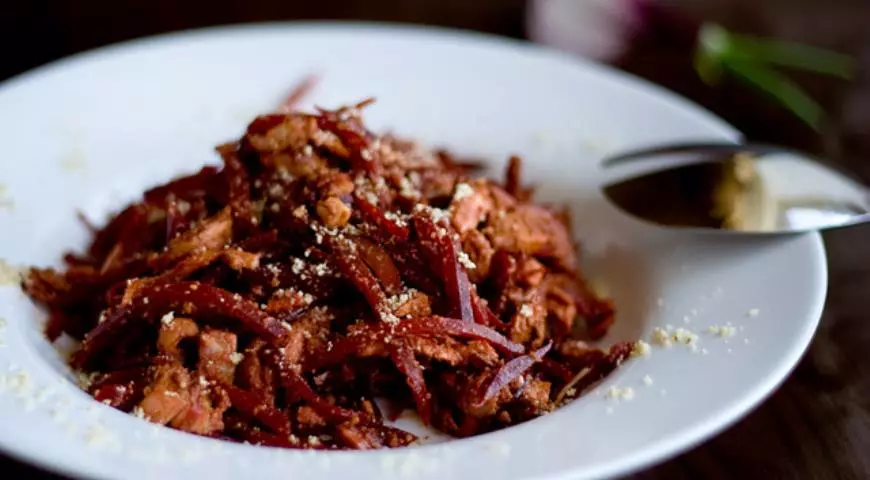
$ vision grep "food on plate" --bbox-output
[23,98,630,449]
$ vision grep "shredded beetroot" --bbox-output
[276,75,319,113]
[399,316,524,355]
[223,385,292,434]
[324,236,391,323]
[390,340,432,425]
[218,144,256,237]
[473,342,553,408]
[355,237,403,295]
[24,96,629,449]
[471,294,503,328]
[410,214,473,322]
[354,193,411,241]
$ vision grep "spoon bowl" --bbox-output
[601,142,870,234]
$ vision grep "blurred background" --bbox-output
[1,0,869,478]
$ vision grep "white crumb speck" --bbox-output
[0,259,22,285]
[453,182,475,201]
[708,324,736,338]
[605,386,635,401]
[0,185,14,211]
[484,441,511,456]
[60,149,88,172]
[519,304,534,318]
[34,386,54,403]
[381,311,401,325]
[160,311,175,326]
[672,328,699,345]
[747,308,760,317]
[642,375,653,386]
[743,338,750,345]
[230,352,244,365]
[84,424,118,449]
[682,315,691,324]
[631,340,651,358]
[7,371,31,395]
[531,131,548,146]
[701,348,709,355]
[291,258,305,274]
[457,251,476,270]
[651,327,672,348]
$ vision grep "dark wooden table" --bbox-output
[1,1,869,478]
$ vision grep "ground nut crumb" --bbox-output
[672,328,698,345]
[453,182,475,201]
[160,312,175,326]
[631,340,651,358]
[0,259,22,285]
[651,327,672,348]
[229,352,244,365]
[605,386,635,402]
[708,324,736,338]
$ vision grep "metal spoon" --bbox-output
[601,142,870,233]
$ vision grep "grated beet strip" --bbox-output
[354,193,411,241]
[470,293,503,328]
[355,237,403,295]
[307,316,524,370]
[217,143,256,237]
[324,236,391,323]
[411,214,474,323]
[276,75,318,113]
[269,352,364,424]
[223,384,291,434]
[473,341,552,408]
[389,340,432,425]
[316,105,379,174]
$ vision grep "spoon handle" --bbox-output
[601,141,797,167]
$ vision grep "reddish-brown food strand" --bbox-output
[23,97,631,450]
[276,75,319,113]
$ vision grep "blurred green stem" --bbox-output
[694,24,855,131]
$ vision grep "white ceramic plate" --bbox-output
[0,23,826,480]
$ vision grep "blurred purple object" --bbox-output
[526,0,699,61]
